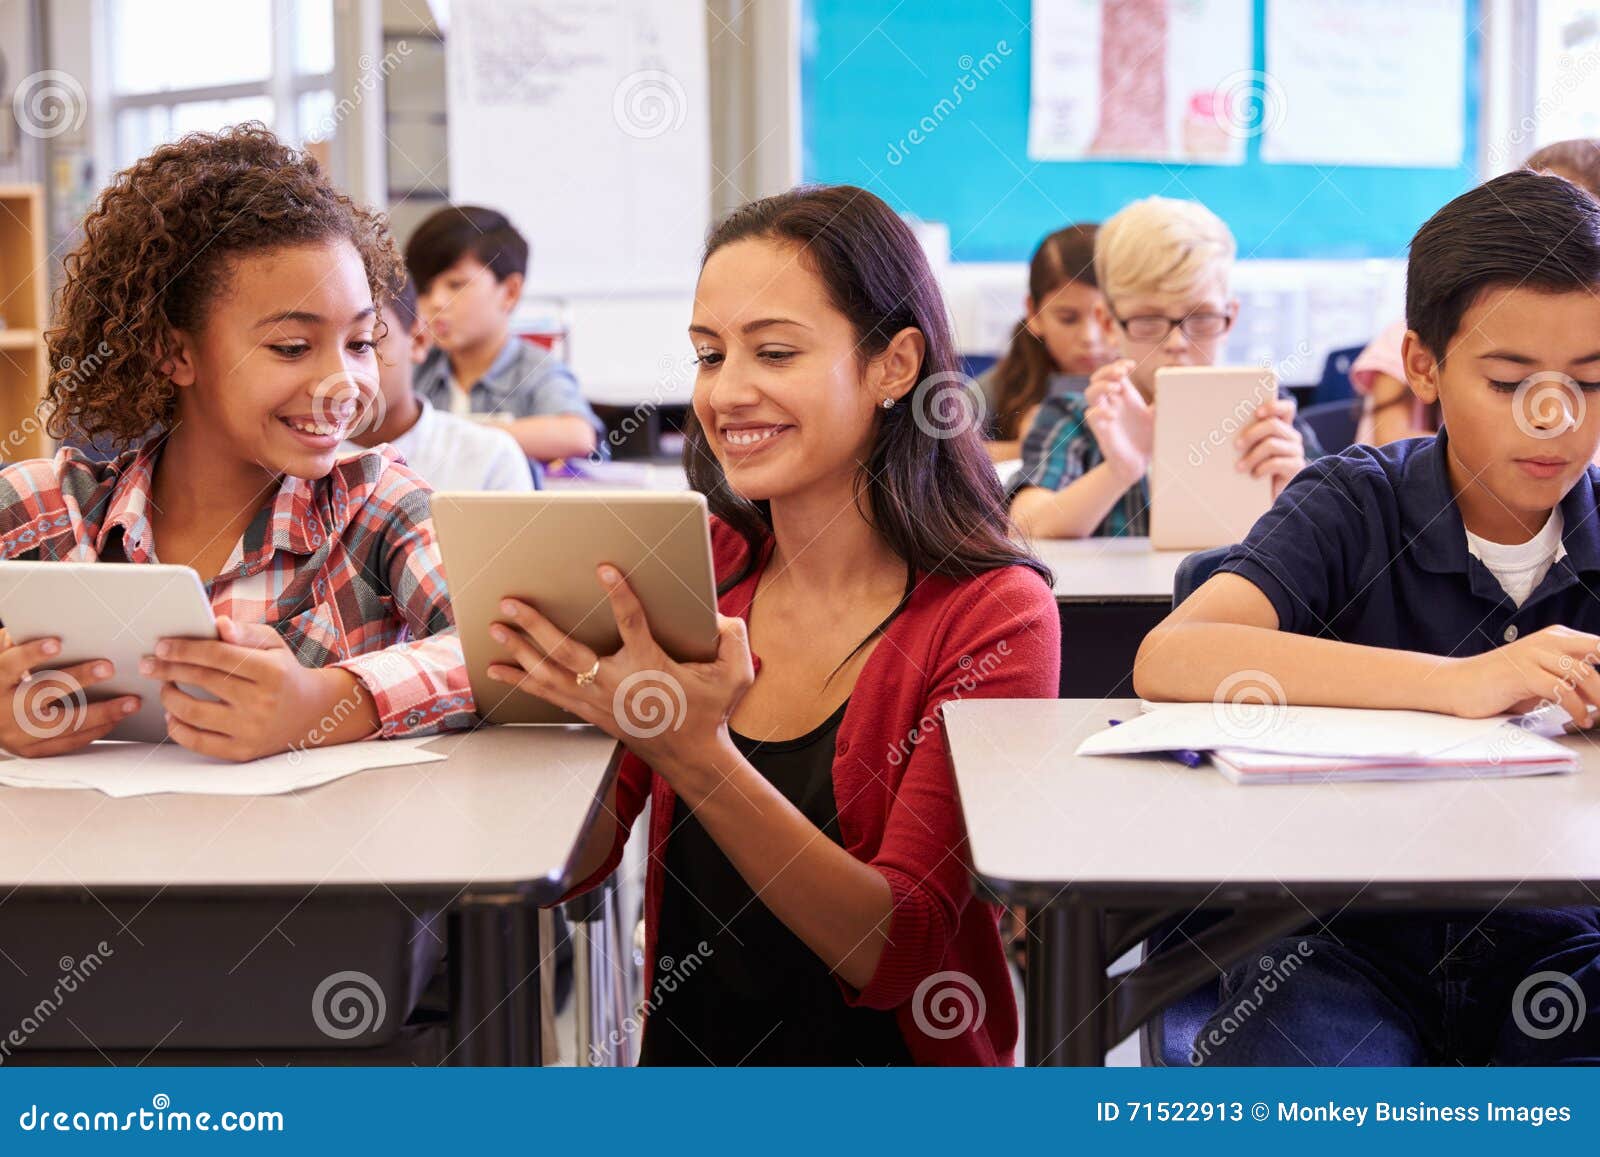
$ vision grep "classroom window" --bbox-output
[104,0,336,168]
[1530,1,1600,145]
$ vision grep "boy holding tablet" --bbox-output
[1136,170,1600,1064]
[1009,196,1320,539]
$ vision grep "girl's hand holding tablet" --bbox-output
[0,630,139,757]
[143,616,379,762]
[487,565,755,783]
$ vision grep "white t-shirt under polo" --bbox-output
[1464,509,1565,608]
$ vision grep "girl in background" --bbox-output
[980,224,1109,460]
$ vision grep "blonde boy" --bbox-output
[1009,197,1314,538]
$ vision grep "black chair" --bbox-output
[1138,544,1233,1067]
[1297,397,1364,455]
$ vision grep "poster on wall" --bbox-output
[1027,0,1256,164]
[1262,0,1465,168]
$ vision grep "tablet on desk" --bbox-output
[0,562,218,743]
[433,491,720,725]
[1149,365,1278,551]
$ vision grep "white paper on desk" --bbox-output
[1078,703,1524,760]
[0,738,446,798]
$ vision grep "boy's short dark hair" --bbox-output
[1407,169,1600,359]
[387,273,419,331]
[405,205,529,293]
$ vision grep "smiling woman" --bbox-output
[0,123,473,762]
[495,185,1062,1066]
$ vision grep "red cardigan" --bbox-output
[571,518,1060,1065]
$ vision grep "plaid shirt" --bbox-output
[1010,390,1326,538]
[0,445,473,737]
[1010,392,1150,536]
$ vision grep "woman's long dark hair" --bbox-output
[989,224,1098,441]
[684,184,1051,595]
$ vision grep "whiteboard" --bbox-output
[446,0,711,296]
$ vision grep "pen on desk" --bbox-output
[1107,719,1206,769]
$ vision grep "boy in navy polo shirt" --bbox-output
[1135,170,1600,1065]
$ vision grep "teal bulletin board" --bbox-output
[801,0,1481,262]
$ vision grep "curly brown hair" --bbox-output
[45,122,402,449]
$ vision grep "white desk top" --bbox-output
[0,727,618,894]
[1031,537,1188,603]
[946,698,1600,898]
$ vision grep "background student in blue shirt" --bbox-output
[405,205,606,463]
[1136,170,1600,1065]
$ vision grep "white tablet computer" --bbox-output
[1149,365,1279,550]
[432,491,721,726]
[0,562,218,743]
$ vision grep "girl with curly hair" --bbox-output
[0,123,472,760]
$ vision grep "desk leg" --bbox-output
[1026,898,1107,1066]
[450,893,541,1066]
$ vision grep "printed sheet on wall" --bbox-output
[1027,0,1256,164]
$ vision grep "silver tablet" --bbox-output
[432,491,720,726]
[0,562,218,743]
[1150,365,1279,550]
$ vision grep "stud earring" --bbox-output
[881,397,895,410]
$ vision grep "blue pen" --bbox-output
[1107,719,1206,769]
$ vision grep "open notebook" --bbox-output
[1076,702,1579,785]
[1210,732,1575,785]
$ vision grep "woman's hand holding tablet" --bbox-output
[488,566,754,781]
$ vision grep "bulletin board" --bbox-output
[800,0,1481,262]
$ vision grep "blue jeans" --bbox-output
[1190,908,1600,1065]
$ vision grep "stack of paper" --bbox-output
[1076,704,1577,785]
[0,738,447,798]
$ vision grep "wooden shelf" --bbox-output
[0,186,47,460]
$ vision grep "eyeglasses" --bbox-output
[1111,309,1236,344]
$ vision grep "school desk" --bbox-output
[1030,537,1188,698]
[0,726,619,1066]
[945,697,1600,1066]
